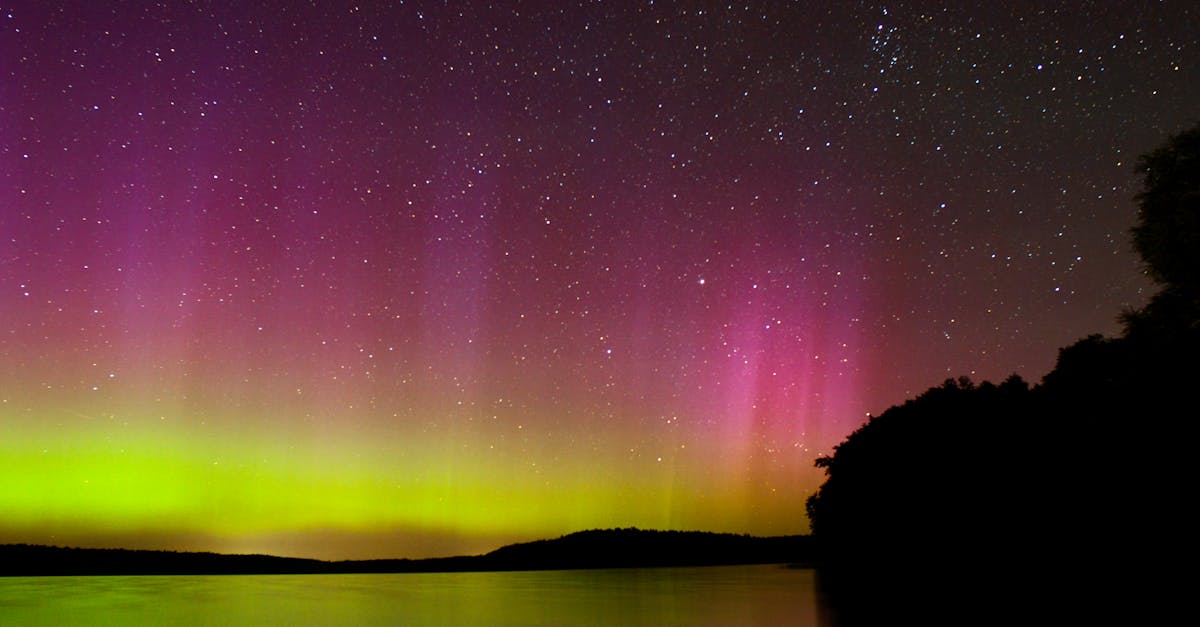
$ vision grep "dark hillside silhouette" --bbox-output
[807,123,1200,624]
[0,529,813,576]
[479,528,812,571]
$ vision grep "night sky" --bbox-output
[2,1,1196,560]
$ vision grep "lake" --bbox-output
[0,564,836,625]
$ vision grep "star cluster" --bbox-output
[1,2,1196,559]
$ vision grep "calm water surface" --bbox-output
[0,564,834,625]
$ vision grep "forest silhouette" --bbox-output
[806,124,1199,623]
[0,529,812,576]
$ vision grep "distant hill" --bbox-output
[0,529,814,576]
[0,544,326,576]
[478,529,812,571]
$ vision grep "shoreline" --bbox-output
[1,529,815,577]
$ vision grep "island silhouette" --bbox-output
[0,529,814,576]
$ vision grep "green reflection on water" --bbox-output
[0,564,823,626]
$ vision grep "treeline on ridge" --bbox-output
[0,529,814,576]
[805,124,1199,621]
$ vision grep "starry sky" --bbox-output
[2,1,1196,560]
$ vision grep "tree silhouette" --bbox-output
[805,376,1031,559]
[1123,124,1200,341]
[808,124,1200,623]
[1132,124,1200,293]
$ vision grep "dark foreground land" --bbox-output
[0,529,814,576]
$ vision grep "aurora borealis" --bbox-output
[2,2,1197,560]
